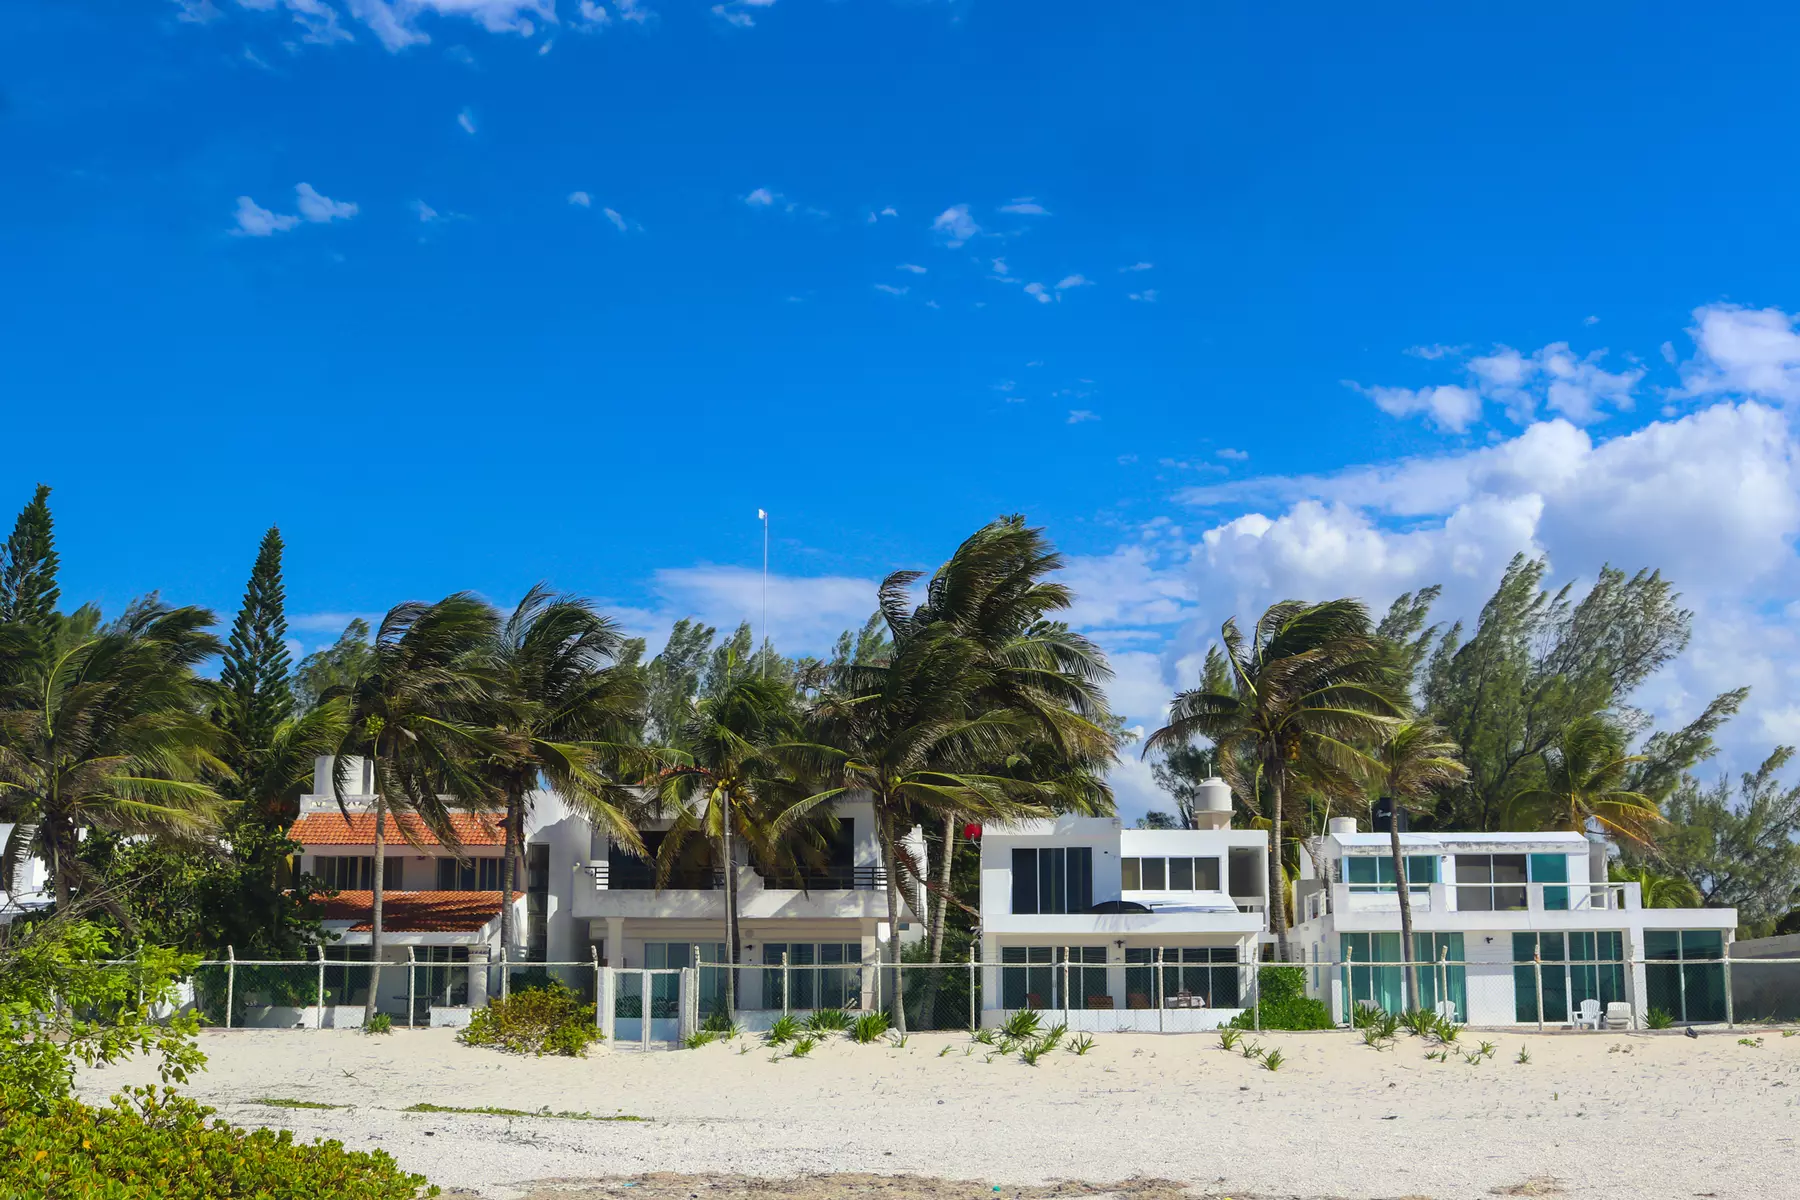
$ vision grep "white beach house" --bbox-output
[0,823,52,926]
[568,797,923,1035]
[284,756,590,1024]
[1291,818,1740,1027]
[977,779,1270,1030]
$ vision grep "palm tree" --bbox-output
[1371,718,1467,1007]
[476,586,650,959]
[1608,861,1702,908]
[324,595,504,1024]
[654,661,805,1011]
[0,601,229,912]
[1508,716,1663,847]
[1146,599,1402,961]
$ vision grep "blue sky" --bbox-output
[8,2,1800,815]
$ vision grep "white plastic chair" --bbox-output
[1433,999,1457,1023]
[1572,998,1602,1030]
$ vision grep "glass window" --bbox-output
[1195,857,1222,891]
[1142,857,1167,890]
[1169,857,1194,890]
[759,942,861,1011]
[1121,857,1140,890]
[1455,854,1528,911]
[1514,931,1625,1024]
[1011,849,1038,913]
[1645,930,1727,1023]
[1012,848,1092,913]
[1529,853,1569,910]
[1124,946,1240,1009]
[1343,932,1463,1018]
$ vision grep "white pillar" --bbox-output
[467,944,490,1009]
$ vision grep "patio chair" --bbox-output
[1026,992,1043,1010]
[1086,995,1114,1010]
[1603,1001,1631,1030]
[1572,998,1602,1030]
[1126,992,1152,1010]
[1433,1000,1458,1023]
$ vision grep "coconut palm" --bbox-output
[654,660,807,1011]
[0,601,229,912]
[474,586,650,959]
[1371,718,1467,1006]
[1145,599,1403,961]
[323,594,506,1023]
[1507,716,1663,847]
[1608,861,1703,908]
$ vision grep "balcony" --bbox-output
[1306,880,1643,925]
[569,860,897,922]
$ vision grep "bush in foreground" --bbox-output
[1,1086,436,1200]
[1227,966,1333,1031]
[459,982,603,1057]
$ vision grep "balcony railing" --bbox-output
[582,862,725,891]
[1318,880,1642,920]
[759,864,889,891]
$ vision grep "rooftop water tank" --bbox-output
[1190,777,1233,830]
[1327,816,1358,836]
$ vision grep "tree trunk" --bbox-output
[718,790,738,1015]
[498,786,519,960]
[364,793,387,1024]
[1390,809,1421,1010]
[881,810,907,1034]
[928,814,956,963]
[1268,774,1289,962]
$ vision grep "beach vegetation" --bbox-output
[1228,967,1332,1031]
[850,1011,890,1043]
[458,981,602,1057]
[802,1008,854,1033]
[1262,1048,1285,1071]
[764,1015,801,1045]
[1645,1007,1675,1030]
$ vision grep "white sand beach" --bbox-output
[78,1027,1800,1200]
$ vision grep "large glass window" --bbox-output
[1512,931,1625,1023]
[1122,857,1223,892]
[1124,946,1240,1008]
[1528,853,1569,910]
[1000,946,1108,1009]
[1010,848,1094,914]
[1342,932,1465,1018]
[760,942,862,1010]
[1453,854,1529,911]
[644,941,729,1018]
[1343,855,1438,892]
[436,856,502,891]
[312,856,401,891]
[1645,929,1726,1023]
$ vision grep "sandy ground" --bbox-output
[77,1026,1800,1200]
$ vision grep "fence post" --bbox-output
[781,951,790,1016]
[1534,950,1544,1033]
[968,947,977,1033]
[1341,945,1352,1026]
[1062,954,1070,1024]
[640,969,651,1051]
[407,947,416,1029]
[136,943,145,1012]
[1252,956,1260,1033]
[499,946,509,1002]
[1154,948,1164,1034]
[1438,947,1449,1018]
[225,945,236,1029]
[1723,947,1735,1028]
[316,945,326,1029]
[595,945,605,1028]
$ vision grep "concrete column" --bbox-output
[605,917,625,968]
[467,944,490,1009]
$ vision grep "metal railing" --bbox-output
[579,861,725,890]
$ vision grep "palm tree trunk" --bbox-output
[364,793,386,1024]
[880,809,907,1034]
[928,814,956,962]
[1268,773,1289,963]
[718,791,738,1014]
[1389,809,1420,1010]
[498,787,519,960]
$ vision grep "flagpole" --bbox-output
[758,508,768,677]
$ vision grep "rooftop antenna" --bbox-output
[757,508,768,676]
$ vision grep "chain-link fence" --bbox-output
[98,951,1800,1038]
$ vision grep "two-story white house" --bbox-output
[568,795,923,1035]
[1291,818,1739,1027]
[285,757,590,1022]
[977,779,1270,1031]
[0,824,52,926]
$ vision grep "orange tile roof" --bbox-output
[288,812,506,848]
[315,890,521,933]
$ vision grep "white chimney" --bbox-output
[1189,777,1233,830]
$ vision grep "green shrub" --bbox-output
[849,1011,890,1044]
[0,1086,435,1199]
[365,1013,393,1035]
[802,1008,854,1033]
[1645,1007,1675,1030]
[458,983,602,1057]
[764,1015,801,1045]
[1000,1009,1043,1041]
[700,1009,740,1035]
[1227,967,1333,1031]
[1399,1008,1438,1038]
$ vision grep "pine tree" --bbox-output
[0,484,60,628]
[218,526,294,754]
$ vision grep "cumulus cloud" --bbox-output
[710,0,773,27]
[1347,382,1483,433]
[602,207,629,232]
[649,566,878,655]
[567,191,592,207]
[1055,274,1091,290]
[231,195,300,237]
[1354,337,1645,429]
[999,197,1049,215]
[744,187,778,207]
[1023,282,1052,304]
[931,204,979,247]
[1067,409,1099,424]
[1680,303,1800,404]
[1128,289,1158,303]
[295,182,357,223]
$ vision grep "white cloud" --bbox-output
[457,107,477,133]
[1680,303,1800,404]
[288,610,383,633]
[1119,261,1153,272]
[931,204,979,247]
[1055,274,1091,290]
[873,283,909,296]
[988,258,1017,283]
[1128,289,1158,303]
[880,206,897,217]
[744,187,778,207]
[710,3,753,26]
[602,207,629,232]
[567,190,592,207]
[1024,282,1052,304]
[295,182,357,223]
[230,195,300,237]
[897,263,927,274]
[999,197,1049,215]
[411,199,439,221]
[185,0,571,51]
[1216,448,1248,462]
[1584,315,1600,326]
[1406,343,1467,360]
[1067,409,1099,424]
[614,0,651,22]
[574,0,610,28]
[1347,382,1483,433]
[650,566,878,655]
